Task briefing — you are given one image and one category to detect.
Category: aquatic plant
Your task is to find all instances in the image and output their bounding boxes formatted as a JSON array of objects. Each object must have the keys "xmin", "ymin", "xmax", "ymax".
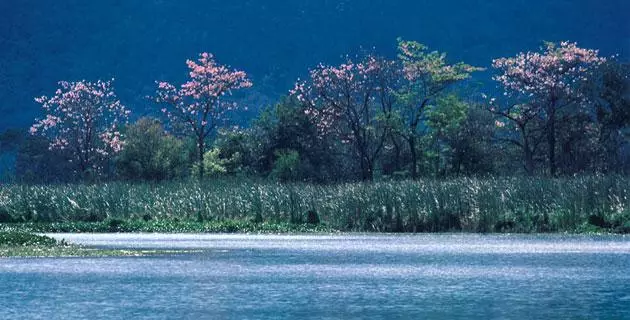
[
  {"xmin": 0, "ymin": 176, "xmax": 627, "ymax": 233},
  {"xmin": 0, "ymin": 231, "xmax": 58, "ymax": 247}
]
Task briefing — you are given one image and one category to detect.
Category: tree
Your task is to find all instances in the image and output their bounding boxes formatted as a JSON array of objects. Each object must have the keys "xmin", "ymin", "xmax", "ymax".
[
  {"xmin": 424, "ymin": 94, "xmax": 468, "ymax": 176},
  {"xmin": 251, "ymin": 97, "xmax": 340, "ymax": 182},
  {"xmin": 491, "ymin": 41, "xmax": 606, "ymax": 175},
  {"xmin": 489, "ymin": 100, "xmax": 546, "ymax": 175},
  {"xmin": 588, "ymin": 61, "xmax": 630, "ymax": 173},
  {"xmin": 15, "ymin": 135, "xmax": 75, "ymax": 183},
  {"xmin": 270, "ymin": 149, "xmax": 302, "ymax": 182},
  {"xmin": 442, "ymin": 102, "xmax": 497, "ymax": 176},
  {"xmin": 115, "ymin": 117, "xmax": 188, "ymax": 181},
  {"xmin": 291, "ymin": 55, "xmax": 399, "ymax": 181},
  {"xmin": 30, "ymin": 79, "xmax": 129, "ymax": 178},
  {"xmin": 154, "ymin": 52, "xmax": 252, "ymax": 179},
  {"xmin": 394, "ymin": 39, "xmax": 482, "ymax": 178}
]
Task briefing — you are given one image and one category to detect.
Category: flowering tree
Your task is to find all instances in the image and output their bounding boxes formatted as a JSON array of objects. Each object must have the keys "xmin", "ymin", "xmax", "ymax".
[
  {"xmin": 154, "ymin": 52, "xmax": 252, "ymax": 178},
  {"xmin": 30, "ymin": 79, "xmax": 129, "ymax": 177},
  {"xmin": 395, "ymin": 39, "xmax": 482, "ymax": 178},
  {"xmin": 291, "ymin": 55, "xmax": 399, "ymax": 181},
  {"xmin": 491, "ymin": 41, "xmax": 606, "ymax": 175}
]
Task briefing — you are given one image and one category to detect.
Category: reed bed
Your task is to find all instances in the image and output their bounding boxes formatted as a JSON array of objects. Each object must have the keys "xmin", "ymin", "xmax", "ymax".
[{"xmin": 1, "ymin": 176, "xmax": 628, "ymax": 233}]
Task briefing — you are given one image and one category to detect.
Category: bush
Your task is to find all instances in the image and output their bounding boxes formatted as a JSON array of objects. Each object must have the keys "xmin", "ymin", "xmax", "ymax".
[
  {"xmin": 192, "ymin": 148, "xmax": 242, "ymax": 178},
  {"xmin": 0, "ymin": 231, "xmax": 58, "ymax": 247},
  {"xmin": 116, "ymin": 117, "xmax": 189, "ymax": 181},
  {"xmin": 270, "ymin": 150, "xmax": 301, "ymax": 182}
]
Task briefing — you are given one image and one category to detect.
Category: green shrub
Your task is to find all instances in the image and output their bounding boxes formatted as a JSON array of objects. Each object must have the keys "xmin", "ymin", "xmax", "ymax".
[
  {"xmin": 270, "ymin": 150, "xmax": 301, "ymax": 182},
  {"xmin": 191, "ymin": 148, "xmax": 242, "ymax": 178},
  {"xmin": 116, "ymin": 117, "xmax": 189, "ymax": 181},
  {"xmin": 0, "ymin": 231, "xmax": 58, "ymax": 247}
]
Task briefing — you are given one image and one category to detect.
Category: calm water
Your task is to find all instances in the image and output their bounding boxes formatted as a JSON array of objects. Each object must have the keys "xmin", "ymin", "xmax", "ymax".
[{"xmin": 1, "ymin": 234, "xmax": 629, "ymax": 319}]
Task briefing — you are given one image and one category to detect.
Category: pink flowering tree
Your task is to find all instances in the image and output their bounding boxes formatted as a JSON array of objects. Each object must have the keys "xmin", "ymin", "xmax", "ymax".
[
  {"xmin": 491, "ymin": 41, "xmax": 606, "ymax": 175},
  {"xmin": 395, "ymin": 39, "xmax": 483, "ymax": 178},
  {"xmin": 30, "ymin": 79, "xmax": 129, "ymax": 178},
  {"xmin": 154, "ymin": 52, "xmax": 252, "ymax": 178},
  {"xmin": 291, "ymin": 55, "xmax": 399, "ymax": 181}
]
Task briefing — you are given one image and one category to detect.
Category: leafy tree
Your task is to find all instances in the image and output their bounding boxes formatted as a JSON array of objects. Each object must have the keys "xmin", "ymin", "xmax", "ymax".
[
  {"xmin": 115, "ymin": 117, "xmax": 188, "ymax": 181},
  {"xmin": 213, "ymin": 129, "xmax": 255, "ymax": 175},
  {"xmin": 15, "ymin": 135, "xmax": 75, "ymax": 183},
  {"xmin": 251, "ymin": 97, "xmax": 341, "ymax": 182},
  {"xmin": 394, "ymin": 39, "xmax": 483, "ymax": 178},
  {"xmin": 192, "ymin": 147, "xmax": 241, "ymax": 178},
  {"xmin": 444, "ymin": 103, "xmax": 497, "ymax": 175},
  {"xmin": 589, "ymin": 61, "xmax": 630, "ymax": 173},
  {"xmin": 270, "ymin": 149, "xmax": 301, "ymax": 182},
  {"xmin": 424, "ymin": 94, "xmax": 468, "ymax": 175}
]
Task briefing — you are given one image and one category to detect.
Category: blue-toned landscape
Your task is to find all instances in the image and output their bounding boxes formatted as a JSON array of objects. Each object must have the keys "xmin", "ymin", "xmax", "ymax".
[{"xmin": 1, "ymin": 1, "xmax": 629, "ymax": 319}]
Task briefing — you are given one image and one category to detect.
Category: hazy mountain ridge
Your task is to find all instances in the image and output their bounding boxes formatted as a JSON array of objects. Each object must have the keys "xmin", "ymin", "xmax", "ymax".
[{"xmin": 1, "ymin": 0, "xmax": 628, "ymax": 131}]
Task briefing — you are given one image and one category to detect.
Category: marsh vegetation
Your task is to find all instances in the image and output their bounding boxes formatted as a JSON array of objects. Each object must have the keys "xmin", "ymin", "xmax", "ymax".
[{"xmin": 1, "ymin": 175, "xmax": 628, "ymax": 234}]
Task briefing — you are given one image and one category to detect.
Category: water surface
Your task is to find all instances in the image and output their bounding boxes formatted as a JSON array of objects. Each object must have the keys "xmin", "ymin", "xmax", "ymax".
[{"xmin": 1, "ymin": 234, "xmax": 629, "ymax": 319}]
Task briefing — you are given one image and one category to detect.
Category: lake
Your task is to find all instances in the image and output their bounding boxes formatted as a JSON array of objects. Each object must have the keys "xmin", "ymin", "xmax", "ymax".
[{"xmin": 1, "ymin": 234, "xmax": 629, "ymax": 319}]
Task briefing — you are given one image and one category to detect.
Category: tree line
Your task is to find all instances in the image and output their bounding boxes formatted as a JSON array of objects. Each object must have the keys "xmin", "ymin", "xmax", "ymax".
[{"xmin": 2, "ymin": 39, "xmax": 629, "ymax": 183}]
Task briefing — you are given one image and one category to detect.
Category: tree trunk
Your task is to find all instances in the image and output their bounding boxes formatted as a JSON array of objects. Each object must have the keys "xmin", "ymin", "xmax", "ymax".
[
  {"xmin": 360, "ymin": 156, "xmax": 373, "ymax": 181},
  {"xmin": 547, "ymin": 105, "xmax": 557, "ymax": 176},
  {"xmin": 392, "ymin": 139, "xmax": 401, "ymax": 173},
  {"xmin": 524, "ymin": 145, "xmax": 535, "ymax": 176},
  {"xmin": 197, "ymin": 137, "xmax": 205, "ymax": 179},
  {"xmin": 519, "ymin": 123, "xmax": 535, "ymax": 175},
  {"xmin": 408, "ymin": 136, "xmax": 417, "ymax": 179},
  {"xmin": 434, "ymin": 131, "xmax": 441, "ymax": 177}
]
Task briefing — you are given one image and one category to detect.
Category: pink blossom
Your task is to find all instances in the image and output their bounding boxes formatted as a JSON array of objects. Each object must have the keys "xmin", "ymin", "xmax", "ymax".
[
  {"xmin": 492, "ymin": 41, "xmax": 605, "ymax": 100},
  {"xmin": 153, "ymin": 52, "xmax": 252, "ymax": 173},
  {"xmin": 32, "ymin": 79, "xmax": 129, "ymax": 174}
]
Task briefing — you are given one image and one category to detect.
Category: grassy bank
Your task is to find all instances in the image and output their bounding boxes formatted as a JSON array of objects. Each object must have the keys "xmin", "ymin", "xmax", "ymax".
[
  {"xmin": 2, "ymin": 220, "xmax": 334, "ymax": 234},
  {"xmin": 0, "ymin": 231, "xmax": 175, "ymax": 257},
  {"xmin": 1, "ymin": 176, "xmax": 629, "ymax": 234}
]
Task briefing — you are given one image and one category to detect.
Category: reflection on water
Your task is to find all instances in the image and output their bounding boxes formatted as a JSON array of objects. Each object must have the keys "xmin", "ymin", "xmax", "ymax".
[{"xmin": 1, "ymin": 234, "xmax": 629, "ymax": 319}]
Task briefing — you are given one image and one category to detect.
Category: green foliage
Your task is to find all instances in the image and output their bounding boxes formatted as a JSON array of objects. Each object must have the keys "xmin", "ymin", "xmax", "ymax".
[
  {"xmin": 0, "ymin": 231, "xmax": 58, "ymax": 246},
  {"xmin": 15, "ymin": 135, "xmax": 76, "ymax": 183},
  {"xmin": 397, "ymin": 38, "xmax": 484, "ymax": 93},
  {"xmin": 116, "ymin": 117, "xmax": 189, "ymax": 181},
  {"xmin": 213, "ymin": 129, "xmax": 253, "ymax": 174},
  {"xmin": 392, "ymin": 39, "xmax": 484, "ymax": 178},
  {"xmin": 421, "ymin": 96, "xmax": 497, "ymax": 175},
  {"xmin": 426, "ymin": 95, "xmax": 468, "ymax": 135},
  {"xmin": 192, "ymin": 148, "xmax": 242, "ymax": 178},
  {"xmin": 0, "ymin": 129, "xmax": 25, "ymax": 153},
  {"xmin": 252, "ymin": 97, "xmax": 342, "ymax": 182},
  {"xmin": 447, "ymin": 104, "xmax": 498, "ymax": 175},
  {"xmin": 0, "ymin": 176, "xmax": 627, "ymax": 233},
  {"xmin": 270, "ymin": 149, "xmax": 301, "ymax": 182},
  {"xmin": 5, "ymin": 220, "xmax": 333, "ymax": 234}
]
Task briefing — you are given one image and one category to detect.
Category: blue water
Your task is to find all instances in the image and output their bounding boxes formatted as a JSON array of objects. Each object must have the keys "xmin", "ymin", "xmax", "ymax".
[
  {"xmin": 1, "ymin": 1, "xmax": 629, "ymax": 130},
  {"xmin": 1, "ymin": 234, "xmax": 629, "ymax": 319}
]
